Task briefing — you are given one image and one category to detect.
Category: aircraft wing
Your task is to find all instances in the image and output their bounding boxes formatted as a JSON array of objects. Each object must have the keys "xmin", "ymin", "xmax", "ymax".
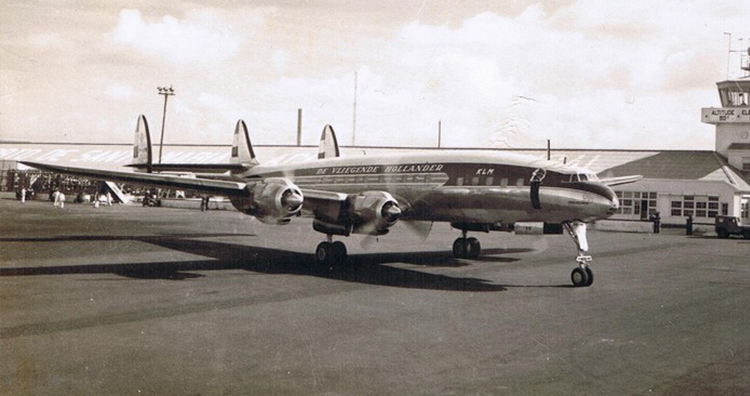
[
  {"xmin": 598, "ymin": 175, "xmax": 643, "ymax": 187},
  {"xmin": 21, "ymin": 161, "xmax": 247, "ymax": 197},
  {"xmin": 126, "ymin": 163, "xmax": 248, "ymax": 174}
]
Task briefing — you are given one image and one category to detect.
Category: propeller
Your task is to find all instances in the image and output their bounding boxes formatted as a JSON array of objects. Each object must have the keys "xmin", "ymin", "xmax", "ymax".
[
  {"xmin": 401, "ymin": 220, "xmax": 433, "ymax": 241},
  {"xmin": 280, "ymin": 189, "xmax": 303, "ymax": 213}
]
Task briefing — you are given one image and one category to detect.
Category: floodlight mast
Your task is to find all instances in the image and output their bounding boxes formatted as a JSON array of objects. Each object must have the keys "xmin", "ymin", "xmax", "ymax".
[{"xmin": 156, "ymin": 85, "xmax": 175, "ymax": 164}]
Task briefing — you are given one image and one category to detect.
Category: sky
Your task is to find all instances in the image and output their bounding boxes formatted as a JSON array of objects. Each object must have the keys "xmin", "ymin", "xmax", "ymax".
[{"xmin": 1, "ymin": 0, "xmax": 749, "ymax": 150}]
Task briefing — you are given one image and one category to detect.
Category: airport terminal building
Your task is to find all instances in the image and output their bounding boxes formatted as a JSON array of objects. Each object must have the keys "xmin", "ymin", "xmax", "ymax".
[{"xmin": 2, "ymin": 71, "xmax": 749, "ymax": 228}]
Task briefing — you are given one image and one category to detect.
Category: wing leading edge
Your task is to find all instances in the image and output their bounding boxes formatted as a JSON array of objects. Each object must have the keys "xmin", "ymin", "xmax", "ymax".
[
  {"xmin": 598, "ymin": 175, "xmax": 643, "ymax": 187},
  {"xmin": 21, "ymin": 161, "xmax": 247, "ymax": 197}
]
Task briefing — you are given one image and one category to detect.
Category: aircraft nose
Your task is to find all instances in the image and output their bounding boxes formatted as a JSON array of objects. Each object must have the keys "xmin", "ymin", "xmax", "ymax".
[
  {"xmin": 601, "ymin": 184, "xmax": 619, "ymax": 215},
  {"xmin": 608, "ymin": 195, "xmax": 619, "ymax": 214}
]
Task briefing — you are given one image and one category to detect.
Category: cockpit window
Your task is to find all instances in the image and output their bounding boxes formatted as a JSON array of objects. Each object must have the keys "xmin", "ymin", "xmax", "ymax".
[{"xmin": 570, "ymin": 173, "xmax": 599, "ymax": 182}]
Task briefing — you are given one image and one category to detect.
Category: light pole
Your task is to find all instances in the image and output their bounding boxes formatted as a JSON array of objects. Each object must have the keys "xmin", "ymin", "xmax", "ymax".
[{"xmin": 156, "ymin": 85, "xmax": 175, "ymax": 164}]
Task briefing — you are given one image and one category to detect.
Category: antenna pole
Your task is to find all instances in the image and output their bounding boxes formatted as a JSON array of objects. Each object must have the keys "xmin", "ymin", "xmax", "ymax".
[
  {"xmin": 352, "ymin": 71, "xmax": 358, "ymax": 146},
  {"xmin": 438, "ymin": 120, "xmax": 442, "ymax": 148},
  {"xmin": 297, "ymin": 108, "xmax": 302, "ymax": 146},
  {"xmin": 724, "ymin": 32, "xmax": 732, "ymax": 80}
]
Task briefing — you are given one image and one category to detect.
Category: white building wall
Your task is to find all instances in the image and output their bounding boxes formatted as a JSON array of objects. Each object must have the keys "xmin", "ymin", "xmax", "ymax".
[{"xmin": 611, "ymin": 179, "xmax": 739, "ymax": 225}]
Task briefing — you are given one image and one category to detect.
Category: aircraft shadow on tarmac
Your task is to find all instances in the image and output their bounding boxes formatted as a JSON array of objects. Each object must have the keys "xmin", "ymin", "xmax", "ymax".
[{"xmin": 0, "ymin": 234, "xmax": 553, "ymax": 291}]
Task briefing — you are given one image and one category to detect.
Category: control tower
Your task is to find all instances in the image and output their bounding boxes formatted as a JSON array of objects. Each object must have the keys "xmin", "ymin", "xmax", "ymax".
[{"xmin": 701, "ymin": 44, "xmax": 750, "ymax": 176}]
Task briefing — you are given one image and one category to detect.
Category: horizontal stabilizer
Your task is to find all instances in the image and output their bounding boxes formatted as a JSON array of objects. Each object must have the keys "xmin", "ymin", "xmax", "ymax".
[{"xmin": 599, "ymin": 175, "xmax": 643, "ymax": 187}]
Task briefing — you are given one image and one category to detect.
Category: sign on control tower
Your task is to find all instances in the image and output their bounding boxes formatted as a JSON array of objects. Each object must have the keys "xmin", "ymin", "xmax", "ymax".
[{"xmin": 701, "ymin": 44, "xmax": 750, "ymax": 174}]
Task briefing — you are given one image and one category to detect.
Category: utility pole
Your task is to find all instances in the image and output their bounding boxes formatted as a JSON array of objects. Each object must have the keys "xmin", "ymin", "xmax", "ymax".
[
  {"xmin": 297, "ymin": 108, "xmax": 303, "ymax": 146},
  {"xmin": 352, "ymin": 71, "xmax": 358, "ymax": 146},
  {"xmin": 156, "ymin": 85, "xmax": 175, "ymax": 164},
  {"xmin": 438, "ymin": 120, "xmax": 442, "ymax": 148}
]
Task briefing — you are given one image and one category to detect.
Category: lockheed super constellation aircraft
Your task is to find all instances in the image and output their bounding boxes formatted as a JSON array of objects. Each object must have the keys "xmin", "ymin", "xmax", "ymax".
[{"xmin": 22, "ymin": 115, "xmax": 640, "ymax": 287}]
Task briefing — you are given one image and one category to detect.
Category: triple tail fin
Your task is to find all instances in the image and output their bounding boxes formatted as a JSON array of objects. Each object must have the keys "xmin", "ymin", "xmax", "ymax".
[
  {"xmin": 231, "ymin": 120, "xmax": 259, "ymax": 166},
  {"xmin": 317, "ymin": 124, "xmax": 340, "ymax": 160},
  {"xmin": 132, "ymin": 115, "xmax": 153, "ymax": 173}
]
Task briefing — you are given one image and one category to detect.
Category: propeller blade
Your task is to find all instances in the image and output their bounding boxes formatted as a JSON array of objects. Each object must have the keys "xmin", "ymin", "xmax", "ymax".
[
  {"xmin": 401, "ymin": 220, "xmax": 433, "ymax": 241},
  {"xmin": 358, "ymin": 234, "xmax": 378, "ymax": 249}
]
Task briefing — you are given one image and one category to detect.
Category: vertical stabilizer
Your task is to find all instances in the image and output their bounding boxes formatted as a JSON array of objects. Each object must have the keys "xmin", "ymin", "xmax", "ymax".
[
  {"xmin": 317, "ymin": 124, "xmax": 340, "ymax": 159},
  {"xmin": 231, "ymin": 120, "xmax": 258, "ymax": 165},
  {"xmin": 132, "ymin": 115, "xmax": 153, "ymax": 173}
]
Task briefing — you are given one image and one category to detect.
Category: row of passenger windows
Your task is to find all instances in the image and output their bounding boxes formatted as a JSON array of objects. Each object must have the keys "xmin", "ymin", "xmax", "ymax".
[
  {"xmin": 455, "ymin": 176, "xmax": 525, "ymax": 187},
  {"xmin": 297, "ymin": 174, "xmax": 446, "ymax": 185}
]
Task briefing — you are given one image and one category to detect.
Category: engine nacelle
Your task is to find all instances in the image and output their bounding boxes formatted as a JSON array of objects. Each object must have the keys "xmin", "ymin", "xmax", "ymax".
[
  {"xmin": 230, "ymin": 178, "xmax": 303, "ymax": 224},
  {"xmin": 349, "ymin": 191, "xmax": 401, "ymax": 235}
]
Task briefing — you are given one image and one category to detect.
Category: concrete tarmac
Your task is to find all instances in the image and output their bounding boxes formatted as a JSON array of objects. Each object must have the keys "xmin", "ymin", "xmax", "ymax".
[{"xmin": 1, "ymin": 199, "xmax": 749, "ymax": 395}]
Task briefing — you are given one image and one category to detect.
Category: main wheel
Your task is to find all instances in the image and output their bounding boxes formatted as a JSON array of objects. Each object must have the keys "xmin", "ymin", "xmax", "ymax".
[
  {"xmin": 571, "ymin": 267, "xmax": 590, "ymax": 287},
  {"xmin": 466, "ymin": 237, "xmax": 481, "ymax": 259},
  {"xmin": 452, "ymin": 238, "xmax": 467, "ymax": 258},
  {"xmin": 329, "ymin": 241, "xmax": 348, "ymax": 268},
  {"xmin": 315, "ymin": 242, "xmax": 331, "ymax": 266}
]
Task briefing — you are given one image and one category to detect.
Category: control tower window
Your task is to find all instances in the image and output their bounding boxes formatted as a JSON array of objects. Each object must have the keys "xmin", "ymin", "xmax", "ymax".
[{"xmin": 718, "ymin": 87, "xmax": 750, "ymax": 107}]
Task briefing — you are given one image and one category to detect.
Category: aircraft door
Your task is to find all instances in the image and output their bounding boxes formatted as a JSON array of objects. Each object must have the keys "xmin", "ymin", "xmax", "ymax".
[{"xmin": 530, "ymin": 168, "xmax": 546, "ymax": 210}]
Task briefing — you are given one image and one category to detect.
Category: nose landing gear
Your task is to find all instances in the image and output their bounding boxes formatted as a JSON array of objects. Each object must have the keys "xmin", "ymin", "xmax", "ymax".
[{"xmin": 564, "ymin": 221, "xmax": 594, "ymax": 287}]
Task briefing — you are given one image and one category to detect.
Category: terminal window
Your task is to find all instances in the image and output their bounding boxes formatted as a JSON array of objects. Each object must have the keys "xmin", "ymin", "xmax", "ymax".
[
  {"xmin": 672, "ymin": 195, "xmax": 725, "ymax": 218},
  {"xmin": 615, "ymin": 191, "xmax": 657, "ymax": 216}
]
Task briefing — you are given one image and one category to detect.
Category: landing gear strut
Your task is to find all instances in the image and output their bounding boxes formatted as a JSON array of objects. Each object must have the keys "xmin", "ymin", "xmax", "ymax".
[
  {"xmin": 564, "ymin": 221, "xmax": 593, "ymax": 287},
  {"xmin": 315, "ymin": 234, "xmax": 347, "ymax": 270},
  {"xmin": 452, "ymin": 229, "xmax": 481, "ymax": 259}
]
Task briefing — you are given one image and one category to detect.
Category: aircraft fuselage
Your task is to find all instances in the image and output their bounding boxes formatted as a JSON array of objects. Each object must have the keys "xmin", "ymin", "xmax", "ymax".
[{"xmin": 235, "ymin": 151, "xmax": 619, "ymax": 225}]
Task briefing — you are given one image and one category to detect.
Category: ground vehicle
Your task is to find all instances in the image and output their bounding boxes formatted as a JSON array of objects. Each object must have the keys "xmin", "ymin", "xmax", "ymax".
[{"xmin": 715, "ymin": 215, "xmax": 750, "ymax": 239}]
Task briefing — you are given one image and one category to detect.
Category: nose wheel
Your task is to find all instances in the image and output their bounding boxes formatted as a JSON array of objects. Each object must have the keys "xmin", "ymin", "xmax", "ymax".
[
  {"xmin": 564, "ymin": 221, "xmax": 594, "ymax": 287},
  {"xmin": 570, "ymin": 257, "xmax": 594, "ymax": 287}
]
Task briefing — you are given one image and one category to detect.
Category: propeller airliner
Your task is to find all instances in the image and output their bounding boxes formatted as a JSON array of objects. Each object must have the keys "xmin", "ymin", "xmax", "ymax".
[{"xmin": 22, "ymin": 115, "xmax": 641, "ymax": 287}]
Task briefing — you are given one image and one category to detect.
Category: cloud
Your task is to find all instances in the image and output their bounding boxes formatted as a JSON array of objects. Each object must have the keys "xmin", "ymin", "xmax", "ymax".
[
  {"xmin": 110, "ymin": 9, "xmax": 243, "ymax": 67},
  {"xmin": 272, "ymin": 50, "xmax": 290, "ymax": 71},
  {"xmin": 28, "ymin": 32, "xmax": 63, "ymax": 48},
  {"xmin": 105, "ymin": 83, "xmax": 134, "ymax": 101}
]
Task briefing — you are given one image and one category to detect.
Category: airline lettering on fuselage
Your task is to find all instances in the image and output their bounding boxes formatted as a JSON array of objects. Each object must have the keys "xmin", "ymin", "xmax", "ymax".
[
  {"xmin": 383, "ymin": 164, "xmax": 444, "ymax": 173},
  {"xmin": 315, "ymin": 164, "xmax": 444, "ymax": 175}
]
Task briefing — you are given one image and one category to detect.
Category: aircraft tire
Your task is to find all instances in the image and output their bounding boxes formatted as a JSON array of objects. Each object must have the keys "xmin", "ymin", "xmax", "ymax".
[
  {"xmin": 329, "ymin": 241, "xmax": 347, "ymax": 269},
  {"xmin": 466, "ymin": 237, "xmax": 481, "ymax": 259},
  {"xmin": 584, "ymin": 267, "xmax": 594, "ymax": 286},
  {"xmin": 315, "ymin": 242, "xmax": 331, "ymax": 266},
  {"xmin": 571, "ymin": 267, "xmax": 589, "ymax": 287},
  {"xmin": 452, "ymin": 238, "xmax": 467, "ymax": 258}
]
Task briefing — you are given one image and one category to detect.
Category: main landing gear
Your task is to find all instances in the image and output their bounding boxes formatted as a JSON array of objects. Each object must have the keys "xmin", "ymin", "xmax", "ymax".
[
  {"xmin": 564, "ymin": 221, "xmax": 593, "ymax": 287},
  {"xmin": 315, "ymin": 235, "xmax": 347, "ymax": 269},
  {"xmin": 452, "ymin": 230, "xmax": 481, "ymax": 259}
]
